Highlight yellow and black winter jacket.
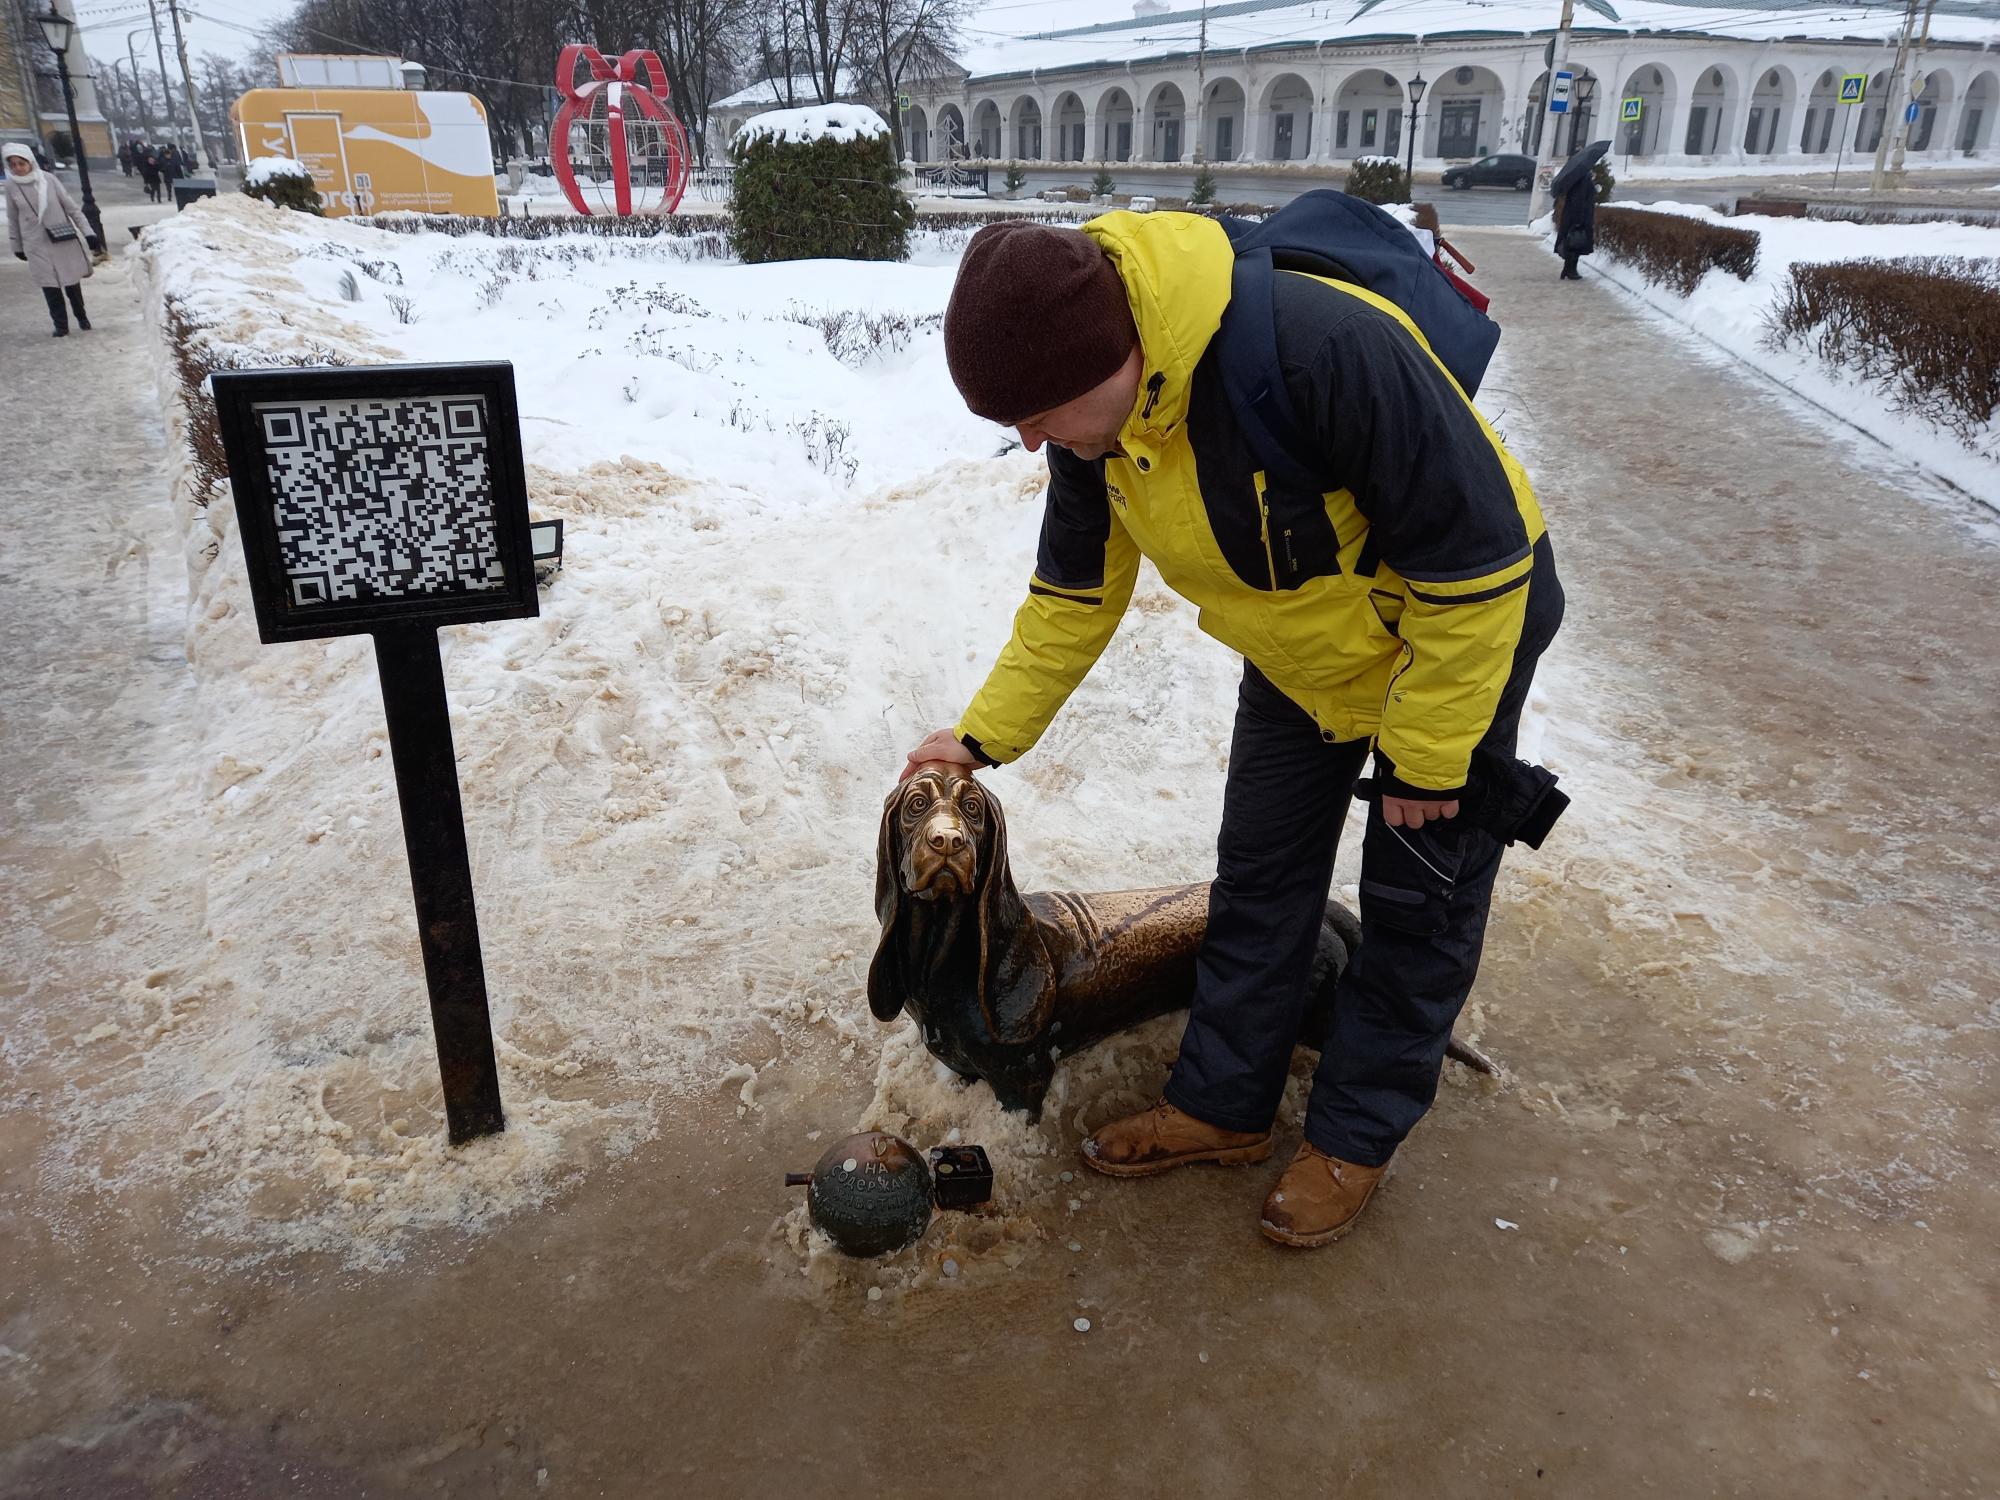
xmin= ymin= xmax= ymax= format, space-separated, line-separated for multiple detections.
xmin=955 ymin=209 xmax=1554 ymax=801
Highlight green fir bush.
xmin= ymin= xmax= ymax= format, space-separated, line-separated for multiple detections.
xmin=1344 ymin=155 xmax=1408 ymax=205
xmin=1091 ymin=166 xmax=1115 ymax=197
xmin=1004 ymin=160 xmax=1026 ymax=191
xmin=243 ymin=163 xmax=325 ymax=215
xmin=1591 ymin=157 xmax=1615 ymax=203
xmin=1191 ymin=167 xmax=1217 ymax=205
xmin=730 ymin=121 xmax=914 ymax=264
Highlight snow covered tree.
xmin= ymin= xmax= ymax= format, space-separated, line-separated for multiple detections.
xmin=729 ymin=104 xmax=913 ymax=263
xmin=1345 ymin=155 xmax=1408 ymax=205
xmin=242 ymin=156 xmax=325 ymax=214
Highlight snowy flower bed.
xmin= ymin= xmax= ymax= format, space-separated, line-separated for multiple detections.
xmin=1578 ymin=202 xmax=2000 ymax=503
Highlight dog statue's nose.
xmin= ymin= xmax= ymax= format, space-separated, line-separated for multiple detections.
xmin=927 ymin=827 xmax=966 ymax=854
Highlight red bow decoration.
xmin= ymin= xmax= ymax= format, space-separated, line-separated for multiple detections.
xmin=551 ymin=45 xmax=691 ymax=217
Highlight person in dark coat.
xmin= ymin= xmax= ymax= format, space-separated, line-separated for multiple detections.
xmin=137 ymin=145 xmax=161 ymax=202
xmin=1554 ymin=178 xmax=1596 ymax=281
xmin=159 ymin=143 xmax=185 ymax=187
xmin=118 ymin=138 xmax=133 ymax=176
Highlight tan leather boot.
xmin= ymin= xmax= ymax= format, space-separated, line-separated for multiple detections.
xmin=1080 ymin=1098 xmax=1274 ymax=1178
xmin=1258 ymin=1143 xmax=1388 ymax=1247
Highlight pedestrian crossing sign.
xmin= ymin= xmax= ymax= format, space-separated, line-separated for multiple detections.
xmin=1840 ymin=73 xmax=1867 ymax=104
xmin=1620 ymin=96 xmax=1643 ymax=122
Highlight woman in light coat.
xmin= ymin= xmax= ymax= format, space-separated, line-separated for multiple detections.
xmin=5 ymin=141 xmax=94 ymax=335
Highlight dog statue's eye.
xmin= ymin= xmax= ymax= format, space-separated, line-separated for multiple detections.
xmin=904 ymin=792 xmax=929 ymax=815
xmin=961 ymin=796 xmax=983 ymax=819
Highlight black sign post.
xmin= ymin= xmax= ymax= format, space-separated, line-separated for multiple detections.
xmin=211 ymin=362 xmax=539 ymax=1144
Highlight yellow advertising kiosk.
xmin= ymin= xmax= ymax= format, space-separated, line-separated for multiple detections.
xmin=232 ymin=58 xmax=499 ymax=218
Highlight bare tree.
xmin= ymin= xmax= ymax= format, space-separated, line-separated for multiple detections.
xmin=754 ymin=11 xmax=801 ymax=110
xmin=794 ymin=0 xmax=861 ymax=105
xmin=851 ymin=0 xmax=968 ymax=159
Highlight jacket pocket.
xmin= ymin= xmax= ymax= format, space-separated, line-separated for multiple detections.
xmin=1357 ymin=810 xmax=1464 ymax=936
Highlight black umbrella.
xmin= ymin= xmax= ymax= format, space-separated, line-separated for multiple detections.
xmin=1548 ymin=138 xmax=1611 ymax=201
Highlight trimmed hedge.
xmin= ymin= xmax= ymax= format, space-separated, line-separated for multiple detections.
xmin=244 ymin=168 xmax=324 ymax=215
xmin=1594 ymin=206 xmax=1759 ymax=295
xmin=1765 ymin=256 xmax=2000 ymax=443
xmin=1344 ymin=155 xmax=1407 ymax=206
xmin=729 ymin=125 xmax=914 ymax=263
xmin=356 ymin=211 xmax=724 ymax=239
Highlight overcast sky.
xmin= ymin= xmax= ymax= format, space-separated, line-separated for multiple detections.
xmin=70 ymin=0 xmax=1170 ymax=80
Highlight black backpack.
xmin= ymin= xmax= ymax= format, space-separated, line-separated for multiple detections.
xmin=1212 ymin=190 xmax=1501 ymax=492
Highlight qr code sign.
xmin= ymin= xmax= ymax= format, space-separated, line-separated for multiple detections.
xmin=255 ymin=396 xmax=508 ymax=608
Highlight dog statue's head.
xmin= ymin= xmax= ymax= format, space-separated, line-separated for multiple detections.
xmin=866 ymin=764 xmax=1042 ymax=1038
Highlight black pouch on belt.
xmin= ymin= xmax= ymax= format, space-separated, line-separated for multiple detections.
xmin=1354 ymin=749 xmax=1569 ymax=850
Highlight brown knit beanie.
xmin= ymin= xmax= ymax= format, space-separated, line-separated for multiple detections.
xmin=943 ymin=221 xmax=1138 ymax=424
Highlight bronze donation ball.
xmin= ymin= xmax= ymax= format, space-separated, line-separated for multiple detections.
xmin=799 ymin=1131 xmax=934 ymax=1257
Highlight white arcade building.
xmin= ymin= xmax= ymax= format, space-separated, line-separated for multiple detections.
xmin=895 ymin=0 xmax=2000 ymax=171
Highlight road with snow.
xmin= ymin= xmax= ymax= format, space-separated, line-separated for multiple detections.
xmin=2 ymin=190 xmax=1997 ymax=1496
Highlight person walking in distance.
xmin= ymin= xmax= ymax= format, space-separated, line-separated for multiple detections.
xmin=137 ymin=144 xmax=162 ymax=203
xmin=904 ymin=213 xmax=1563 ymax=1247
xmin=1555 ymin=182 xmax=1596 ymax=281
xmin=5 ymin=143 xmax=95 ymax=336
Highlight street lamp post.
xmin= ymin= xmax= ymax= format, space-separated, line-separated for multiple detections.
xmin=1570 ymin=73 xmax=1596 ymax=156
xmin=35 ymin=9 xmax=105 ymax=253
xmin=1403 ymin=71 xmax=1427 ymax=197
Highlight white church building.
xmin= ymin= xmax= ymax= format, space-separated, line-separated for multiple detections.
xmin=896 ymin=0 xmax=2000 ymax=172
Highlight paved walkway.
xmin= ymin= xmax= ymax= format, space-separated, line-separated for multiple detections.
xmin=1 ymin=213 xmax=1996 ymax=1495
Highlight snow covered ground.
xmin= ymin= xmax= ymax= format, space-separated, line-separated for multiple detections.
xmin=111 ymin=196 xmax=1301 ymax=1268
xmin=1575 ymin=202 xmax=2000 ymax=502
xmin=95 ymin=191 xmax=1989 ymax=1286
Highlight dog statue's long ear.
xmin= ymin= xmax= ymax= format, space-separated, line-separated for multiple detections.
xmin=973 ymin=790 xmax=1050 ymax=1044
xmin=866 ymin=785 xmax=906 ymax=1022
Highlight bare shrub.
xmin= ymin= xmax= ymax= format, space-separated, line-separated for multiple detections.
xmin=780 ymin=303 xmax=942 ymax=366
xmin=1595 ymin=206 xmax=1760 ymax=294
xmin=1764 ymin=256 xmax=2000 ymax=444
xmin=384 ymin=293 xmax=419 ymax=324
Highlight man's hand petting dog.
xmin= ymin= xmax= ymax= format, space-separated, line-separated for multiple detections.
xmin=901 ymin=727 xmax=981 ymax=782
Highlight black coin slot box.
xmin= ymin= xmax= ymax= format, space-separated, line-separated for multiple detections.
xmin=928 ymin=1145 xmax=995 ymax=1210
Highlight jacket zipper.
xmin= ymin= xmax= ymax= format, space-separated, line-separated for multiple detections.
xmin=1140 ymin=371 xmax=1165 ymax=419
xmin=1253 ymin=471 xmax=1278 ymax=590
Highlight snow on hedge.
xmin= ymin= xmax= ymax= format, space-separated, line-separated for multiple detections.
xmin=736 ymin=102 xmax=889 ymax=147
xmin=1572 ymin=201 xmax=2000 ymax=504
xmin=244 ymin=154 xmax=313 ymax=186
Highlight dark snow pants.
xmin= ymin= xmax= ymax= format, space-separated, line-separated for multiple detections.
xmin=41 ymin=283 xmax=86 ymax=333
xmin=1166 ymin=539 xmax=1564 ymax=1167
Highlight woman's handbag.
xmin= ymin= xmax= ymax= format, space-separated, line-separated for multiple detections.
xmin=46 ymin=222 xmax=79 ymax=244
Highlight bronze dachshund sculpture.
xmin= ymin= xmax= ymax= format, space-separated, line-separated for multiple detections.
xmin=868 ymin=765 xmax=1493 ymax=1119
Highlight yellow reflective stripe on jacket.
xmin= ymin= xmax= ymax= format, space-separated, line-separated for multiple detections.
xmin=956 ymin=509 xmax=1140 ymax=764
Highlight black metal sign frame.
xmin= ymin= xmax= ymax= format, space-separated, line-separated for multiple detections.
xmin=212 ymin=361 xmax=538 ymax=644
xmin=211 ymin=361 xmax=540 ymax=1144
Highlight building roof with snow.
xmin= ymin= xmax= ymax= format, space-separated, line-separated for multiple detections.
xmin=951 ymin=0 xmax=2000 ymax=81
xmin=712 ymin=71 xmax=866 ymax=111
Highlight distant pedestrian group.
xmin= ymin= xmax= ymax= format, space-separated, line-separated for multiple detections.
xmin=5 ymin=142 xmax=96 ymax=336
xmin=130 ymin=140 xmax=190 ymax=203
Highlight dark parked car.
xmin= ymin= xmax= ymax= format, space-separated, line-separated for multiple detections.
xmin=1443 ymin=153 xmax=1537 ymax=191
